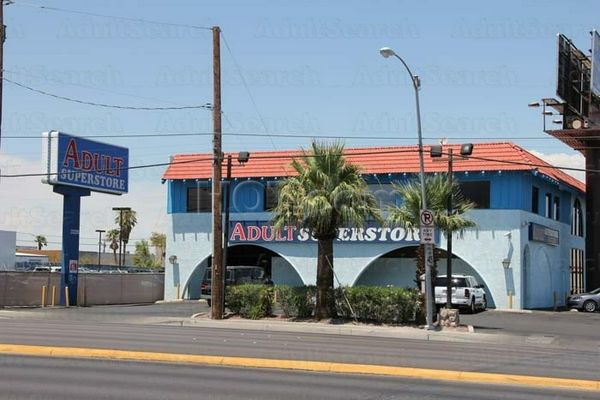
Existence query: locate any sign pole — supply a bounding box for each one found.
[54,185,90,306]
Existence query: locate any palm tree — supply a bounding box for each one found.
[387,173,476,288]
[34,235,47,250]
[272,142,382,320]
[149,232,166,267]
[133,240,156,268]
[106,229,120,265]
[114,209,137,265]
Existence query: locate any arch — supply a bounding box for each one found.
[354,245,495,307]
[183,244,303,299]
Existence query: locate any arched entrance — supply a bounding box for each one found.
[184,245,302,299]
[355,245,494,306]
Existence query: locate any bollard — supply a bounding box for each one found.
[41,286,47,307]
[553,291,557,311]
[176,283,181,300]
[51,286,56,307]
[508,290,513,309]
[65,286,70,308]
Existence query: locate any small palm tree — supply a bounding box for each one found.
[34,235,47,251]
[106,229,120,265]
[114,209,137,265]
[388,173,476,287]
[150,232,166,267]
[133,240,156,268]
[272,141,382,320]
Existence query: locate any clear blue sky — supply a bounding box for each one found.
[1,0,598,248]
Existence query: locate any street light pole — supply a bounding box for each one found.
[95,229,105,269]
[380,47,435,330]
[222,154,233,317]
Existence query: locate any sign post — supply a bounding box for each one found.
[43,131,128,306]
[420,209,436,329]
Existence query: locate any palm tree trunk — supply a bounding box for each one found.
[315,238,336,320]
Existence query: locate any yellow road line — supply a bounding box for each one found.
[0,343,598,392]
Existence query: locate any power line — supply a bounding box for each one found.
[3,77,212,111]
[221,32,277,150]
[11,1,212,30]
[3,130,598,142]
[3,68,197,108]
[0,148,594,179]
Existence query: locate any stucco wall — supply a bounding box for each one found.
[164,209,581,310]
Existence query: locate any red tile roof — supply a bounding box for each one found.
[162,142,585,193]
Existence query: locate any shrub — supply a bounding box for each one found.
[276,285,316,318]
[225,284,274,319]
[334,286,422,324]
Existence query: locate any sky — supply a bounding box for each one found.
[0,0,597,250]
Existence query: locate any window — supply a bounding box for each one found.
[570,248,584,294]
[544,193,552,218]
[531,187,539,214]
[187,186,211,212]
[264,182,279,211]
[434,277,469,288]
[368,184,397,209]
[553,197,560,220]
[571,199,583,236]
[458,181,490,209]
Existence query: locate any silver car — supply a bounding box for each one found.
[568,288,600,312]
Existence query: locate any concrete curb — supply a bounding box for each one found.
[2,343,598,392]
[180,316,526,346]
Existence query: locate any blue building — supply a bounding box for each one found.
[162,142,586,309]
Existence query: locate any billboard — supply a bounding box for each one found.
[42,131,128,195]
[592,30,600,97]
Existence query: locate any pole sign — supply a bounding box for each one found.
[419,209,436,244]
[42,131,129,195]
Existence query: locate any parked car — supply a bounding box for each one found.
[568,288,600,312]
[200,265,267,307]
[434,274,487,313]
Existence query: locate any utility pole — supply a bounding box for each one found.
[0,1,7,148]
[211,26,224,319]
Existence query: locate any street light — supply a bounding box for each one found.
[380,46,435,330]
[95,229,105,268]
[213,152,250,317]
[430,143,474,310]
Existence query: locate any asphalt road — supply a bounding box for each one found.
[461,309,600,341]
[1,305,599,398]
[4,302,600,344]
[2,355,597,400]
[0,317,598,381]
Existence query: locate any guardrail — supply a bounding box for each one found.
[0,272,164,307]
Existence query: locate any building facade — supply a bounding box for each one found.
[162,143,586,309]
